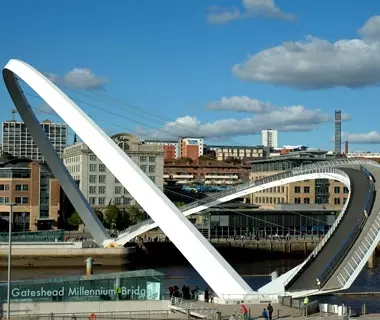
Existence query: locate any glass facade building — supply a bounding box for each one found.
[0,269,164,303]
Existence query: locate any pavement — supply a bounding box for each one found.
[288,168,370,291]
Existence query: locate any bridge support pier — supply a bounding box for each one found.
[367,250,376,269]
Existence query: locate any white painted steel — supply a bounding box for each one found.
[2,59,252,297]
[116,171,350,244]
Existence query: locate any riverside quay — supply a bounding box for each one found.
[0,269,163,302]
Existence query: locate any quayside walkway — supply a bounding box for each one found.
[286,168,371,291]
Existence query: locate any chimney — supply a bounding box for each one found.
[345,141,348,155]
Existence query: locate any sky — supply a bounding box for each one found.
[1,0,380,151]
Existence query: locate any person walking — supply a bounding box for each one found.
[267,303,273,320]
[303,296,309,316]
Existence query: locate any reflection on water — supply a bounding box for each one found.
[1,256,380,313]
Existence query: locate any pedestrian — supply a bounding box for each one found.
[267,303,273,320]
[261,308,268,319]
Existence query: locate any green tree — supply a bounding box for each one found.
[116,209,131,230]
[128,204,145,224]
[174,201,186,208]
[67,211,82,229]
[104,205,120,229]
[94,209,104,223]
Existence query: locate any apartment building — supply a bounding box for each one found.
[144,140,178,160]
[2,120,67,162]
[180,138,204,161]
[346,152,380,161]
[261,129,278,148]
[63,133,164,209]
[164,160,250,185]
[0,158,61,231]
[249,154,348,210]
[206,145,269,161]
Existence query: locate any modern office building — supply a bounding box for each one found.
[0,157,61,231]
[180,138,204,161]
[164,160,250,186]
[261,129,278,148]
[143,140,178,160]
[63,133,164,209]
[249,152,348,210]
[2,120,67,162]
[206,145,269,161]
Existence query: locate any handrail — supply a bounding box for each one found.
[116,158,379,240]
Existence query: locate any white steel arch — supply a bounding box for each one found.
[3,59,252,297]
[116,168,352,244]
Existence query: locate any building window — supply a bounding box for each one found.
[114,197,122,205]
[334,198,341,205]
[115,186,122,194]
[89,197,96,205]
[98,186,106,194]
[343,187,349,194]
[343,198,347,204]
[140,165,147,173]
[0,197,9,204]
[89,164,97,172]
[98,197,106,205]
[15,184,28,191]
[281,187,284,193]
[303,186,310,193]
[99,164,106,172]
[99,175,106,184]
[140,156,147,162]
[149,165,155,173]
[89,186,97,194]
[115,177,119,184]
[304,198,310,204]
[334,186,340,194]
[90,155,97,161]
[0,184,9,191]
[295,197,301,204]
[149,176,156,183]
[15,197,28,204]
[89,175,97,183]
[149,157,156,162]
[294,186,301,193]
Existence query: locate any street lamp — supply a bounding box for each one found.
[7,202,16,320]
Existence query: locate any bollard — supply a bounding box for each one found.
[85,257,94,275]
[363,303,367,315]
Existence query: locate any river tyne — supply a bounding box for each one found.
[1,255,380,314]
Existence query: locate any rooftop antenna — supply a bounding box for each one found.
[11,109,17,121]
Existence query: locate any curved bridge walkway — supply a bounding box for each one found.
[285,168,370,291]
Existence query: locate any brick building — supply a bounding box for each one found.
[0,158,61,231]
[249,153,348,210]
[164,160,250,185]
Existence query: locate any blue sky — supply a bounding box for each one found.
[1,0,380,151]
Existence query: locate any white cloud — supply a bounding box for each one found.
[139,96,344,139]
[233,16,380,89]
[207,0,294,24]
[45,68,107,90]
[341,131,380,144]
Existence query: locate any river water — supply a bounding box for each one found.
[1,256,380,314]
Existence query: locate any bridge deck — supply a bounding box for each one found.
[323,165,380,290]
[287,168,369,291]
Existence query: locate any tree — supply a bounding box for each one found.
[104,205,120,229]
[128,204,145,224]
[67,211,82,229]
[94,209,104,223]
[175,201,186,208]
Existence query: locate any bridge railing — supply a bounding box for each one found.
[116,158,377,241]
[117,166,349,240]
[337,203,380,287]
[317,172,376,287]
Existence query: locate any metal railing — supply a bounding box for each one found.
[116,158,378,241]
[337,211,380,287]
[285,166,377,289]
[169,297,217,319]
[0,230,65,243]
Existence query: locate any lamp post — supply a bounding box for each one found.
[7,202,16,320]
